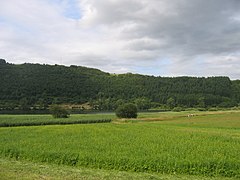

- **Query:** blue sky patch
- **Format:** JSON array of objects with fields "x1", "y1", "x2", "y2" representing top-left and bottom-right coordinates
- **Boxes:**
[
  {"x1": 64, "y1": 0, "x2": 82, "y2": 20},
  {"x1": 50, "y1": 0, "x2": 82, "y2": 20}
]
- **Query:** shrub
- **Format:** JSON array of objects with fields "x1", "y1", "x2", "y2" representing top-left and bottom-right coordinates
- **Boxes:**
[
  {"x1": 172, "y1": 107, "x2": 183, "y2": 112},
  {"x1": 50, "y1": 105, "x2": 70, "y2": 118},
  {"x1": 116, "y1": 103, "x2": 138, "y2": 118},
  {"x1": 197, "y1": 108, "x2": 207, "y2": 111}
]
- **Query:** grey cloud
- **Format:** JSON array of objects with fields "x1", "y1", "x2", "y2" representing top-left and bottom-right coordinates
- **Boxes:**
[
  {"x1": 117, "y1": 0, "x2": 240, "y2": 56},
  {"x1": 80, "y1": 0, "x2": 240, "y2": 67},
  {"x1": 124, "y1": 38, "x2": 163, "y2": 51}
]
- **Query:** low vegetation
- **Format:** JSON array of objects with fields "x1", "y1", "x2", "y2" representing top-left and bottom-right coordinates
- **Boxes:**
[
  {"x1": 50, "y1": 105, "x2": 70, "y2": 118},
  {"x1": 0, "y1": 114, "x2": 112, "y2": 127},
  {"x1": 0, "y1": 111, "x2": 239, "y2": 178},
  {"x1": 0, "y1": 158, "x2": 234, "y2": 180}
]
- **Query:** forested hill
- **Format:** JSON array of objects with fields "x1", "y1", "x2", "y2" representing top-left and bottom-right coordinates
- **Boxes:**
[{"x1": 0, "y1": 59, "x2": 239, "y2": 111}]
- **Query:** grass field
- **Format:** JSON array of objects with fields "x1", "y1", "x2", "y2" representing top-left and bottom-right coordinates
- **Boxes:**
[
  {"x1": 0, "y1": 113, "x2": 113, "y2": 127},
  {"x1": 0, "y1": 111, "x2": 239, "y2": 179}
]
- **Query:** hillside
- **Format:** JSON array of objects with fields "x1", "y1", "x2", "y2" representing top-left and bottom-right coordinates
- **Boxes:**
[{"x1": 0, "y1": 59, "x2": 239, "y2": 111}]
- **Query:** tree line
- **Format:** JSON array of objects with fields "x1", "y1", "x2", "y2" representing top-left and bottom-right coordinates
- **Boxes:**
[{"x1": 0, "y1": 59, "x2": 239, "y2": 111}]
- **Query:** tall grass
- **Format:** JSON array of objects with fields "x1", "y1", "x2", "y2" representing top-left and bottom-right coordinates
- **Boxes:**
[
  {"x1": 0, "y1": 112, "x2": 239, "y2": 178},
  {"x1": 0, "y1": 114, "x2": 114, "y2": 127}
]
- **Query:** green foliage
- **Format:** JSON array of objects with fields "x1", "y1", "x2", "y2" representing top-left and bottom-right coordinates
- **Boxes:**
[
  {"x1": 172, "y1": 107, "x2": 184, "y2": 112},
  {"x1": 197, "y1": 108, "x2": 207, "y2": 111},
  {"x1": 0, "y1": 61, "x2": 240, "y2": 111},
  {"x1": 232, "y1": 80, "x2": 240, "y2": 103},
  {"x1": 0, "y1": 59, "x2": 6, "y2": 64},
  {"x1": 197, "y1": 97, "x2": 205, "y2": 108},
  {"x1": 167, "y1": 97, "x2": 175, "y2": 109},
  {"x1": 116, "y1": 103, "x2": 138, "y2": 118},
  {"x1": 0, "y1": 112, "x2": 240, "y2": 177},
  {"x1": 19, "y1": 98, "x2": 31, "y2": 110},
  {"x1": 0, "y1": 118, "x2": 111, "y2": 127},
  {"x1": 49, "y1": 105, "x2": 70, "y2": 118},
  {"x1": 134, "y1": 97, "x2": 151, "y2": 110},
  {"x1": 2, "y1": 158, "x2": 229, "y2": 180},
  {"x1": 0, "y1": 114, "x2": 114, "y2": 127}
]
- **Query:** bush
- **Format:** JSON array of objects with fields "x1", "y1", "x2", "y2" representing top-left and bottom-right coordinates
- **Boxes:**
[
  {"x1": 172, "y1": 107, "x2": 184, "y2": 112},
  {"x1": 50, "y1": 105, "x2": 70, "y2": 118},
  {"x1": 116, "y1": 103, "x2": 138, "y2": 118},
  {"x1": 197, "y1": 108, "x2": 207, "y2": 111}
]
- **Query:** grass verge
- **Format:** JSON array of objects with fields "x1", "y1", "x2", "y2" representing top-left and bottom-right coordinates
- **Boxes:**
[{"x1": 0, "y1": 158, "x2": 236, "y2": 180}]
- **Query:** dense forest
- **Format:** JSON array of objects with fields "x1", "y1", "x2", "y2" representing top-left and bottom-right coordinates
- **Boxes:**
[{"x1": 0, "y1": 58, "x2": 240, "y2": 112}]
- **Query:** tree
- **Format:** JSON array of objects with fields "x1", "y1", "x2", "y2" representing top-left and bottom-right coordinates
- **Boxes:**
[
  {"x1": 0, "y1": 61, "x2": 238, "y2": 110},
  {"x1": 115, "y1": 103, "x2": 138, "y2": 118},
  {"x1": 50, "y1": 105, "x2": 70, "y2": 118},
  {"x1": 197, "y1": 97, "x2": 205, "y2": 108},
  {"x1": 167, "y1": 97, "x2": 175, "y2": 109},
  {"x1": 134, "y1": 97, "x2": 151, "y2": 110},
  {"x1": 114, "y1": 99, "x2": 125, "y2": 109},
  {"x1": 19, "y1": 98, "x2": 30, "y2": 110},
  {"x1": 0, "y1": 59, "x2": 6, "y2": 64}
]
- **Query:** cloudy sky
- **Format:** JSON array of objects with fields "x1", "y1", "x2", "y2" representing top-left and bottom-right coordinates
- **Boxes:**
[{"x1": 0, "y1": 0, "x2": 240, "y2": 79}]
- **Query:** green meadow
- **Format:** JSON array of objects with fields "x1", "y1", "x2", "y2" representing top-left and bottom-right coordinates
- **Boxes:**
[{"x1": 0, "y1": 111, "x2": 240, "y2": 179}]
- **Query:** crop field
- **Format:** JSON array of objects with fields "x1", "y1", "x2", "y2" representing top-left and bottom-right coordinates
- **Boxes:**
[
  {"x1": 0, "y1": 113, "x2": 113, "y2": 127},
  {"x1": 0, "y1": 111, "x2": 240, "y2": 179}
]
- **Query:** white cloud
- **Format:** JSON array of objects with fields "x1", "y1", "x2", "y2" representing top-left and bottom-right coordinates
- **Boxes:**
[{"x1": 0, "y1": 0, "x2": 240, "y2": 79}]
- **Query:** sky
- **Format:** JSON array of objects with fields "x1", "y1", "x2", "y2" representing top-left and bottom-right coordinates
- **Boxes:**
[{"x1": 0, "y1": 0, "x2": 240, "y2": 79}]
